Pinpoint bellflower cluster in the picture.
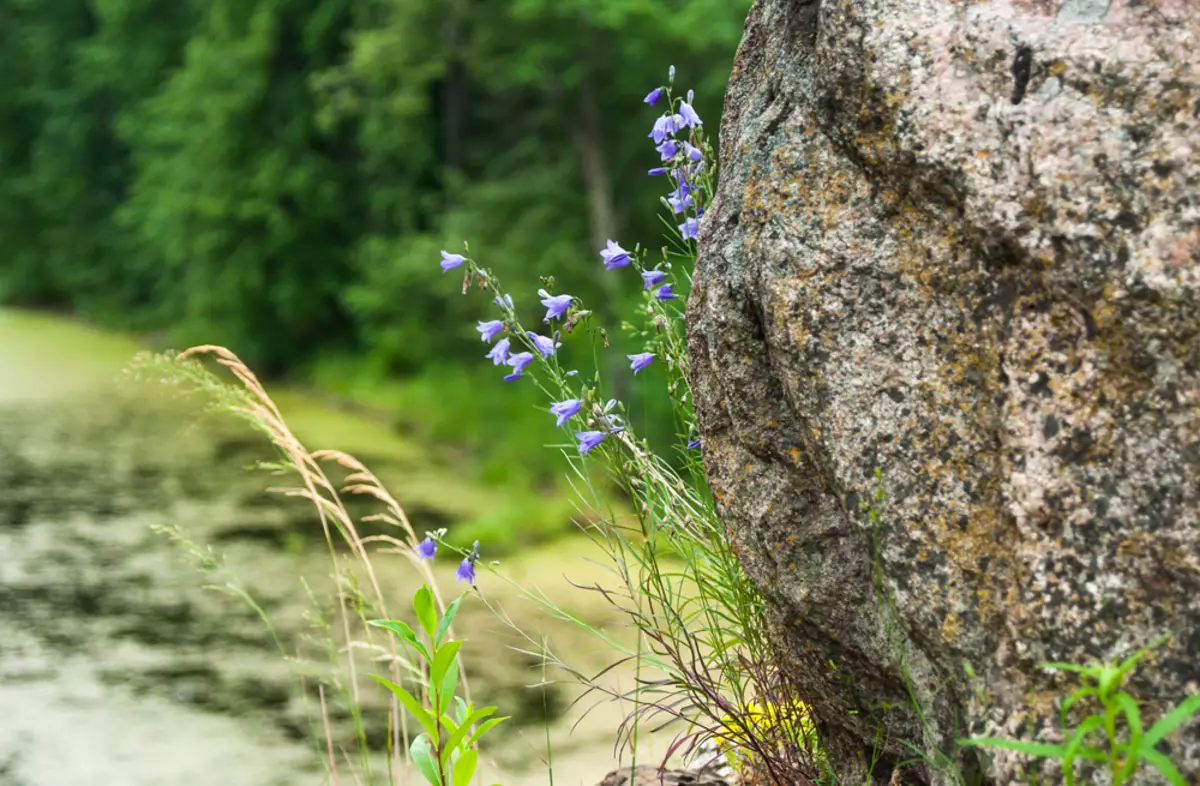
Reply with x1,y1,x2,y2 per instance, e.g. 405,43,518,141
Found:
437,68,713,464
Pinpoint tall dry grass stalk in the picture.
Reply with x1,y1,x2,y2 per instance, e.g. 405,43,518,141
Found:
137,344,473,785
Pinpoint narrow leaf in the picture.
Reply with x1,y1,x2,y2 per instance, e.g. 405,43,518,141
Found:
466,716,510,748
370,675,439,740
959,737,1068,758
439,657,459,716
1061,715,1105,784
452,749,478,786
431,641,462,688
413,585,437,639
368,619,431,661
435,595,465,646
1140,748,1187,786
1142,695,1200,748
410,733,442,786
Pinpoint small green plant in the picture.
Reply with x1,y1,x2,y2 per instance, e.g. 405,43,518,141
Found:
960,634,1200,786
368,584,509,786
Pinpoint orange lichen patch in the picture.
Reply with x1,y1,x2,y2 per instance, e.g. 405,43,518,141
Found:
789,447,803,463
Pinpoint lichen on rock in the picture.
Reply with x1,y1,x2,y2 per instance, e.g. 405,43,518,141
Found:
687,0,1199,783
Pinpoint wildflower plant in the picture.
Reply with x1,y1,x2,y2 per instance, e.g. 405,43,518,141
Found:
959,634,1200,786
429,67,820,784
369,584,509,786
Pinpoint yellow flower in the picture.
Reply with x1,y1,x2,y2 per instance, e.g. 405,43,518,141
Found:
712,699,821,774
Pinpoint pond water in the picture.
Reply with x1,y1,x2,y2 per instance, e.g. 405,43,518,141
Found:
0,310,672,786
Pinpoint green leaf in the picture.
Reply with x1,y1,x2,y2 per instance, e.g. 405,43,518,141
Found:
1140,748,1187,786
441,705,498,763
438,656,459,716
368,619,431,661
958,737,1068,759
1142,695,1200,749
430,640,462,688
1060,687,1098,728
452,748,477,786
454,696,469,725
370,675,439,740
1041,661,1101,677
410,733,442,786
466,715,510,748
435,595,464,647
1061,715,1105,785
413,585,437,639
1112,692,1143,779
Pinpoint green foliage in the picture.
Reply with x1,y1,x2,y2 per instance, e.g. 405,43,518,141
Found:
369,586,509,786
0,0,752,484
960,635,1200,786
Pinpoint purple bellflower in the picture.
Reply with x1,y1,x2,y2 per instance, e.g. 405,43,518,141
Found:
456,540,481,584
628,352,655,374
575,430,608,455
644,87,665,106
495,293,514,310
688,438,702,450
504,351,534,381
684,141,703,162
649,167,668,177
656,284,678,301
600,240,631,270
679,217,701,241
550,399,582,427
486,337,511,366
528,332,561,358
477,320,504,342
650,114,684,144
414,537,437,561
538,289,572,322
678,102,702,129
657,140,680,161
440,250,465,273
642,269,666,290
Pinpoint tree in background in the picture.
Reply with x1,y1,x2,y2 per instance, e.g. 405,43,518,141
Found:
0,0,752,484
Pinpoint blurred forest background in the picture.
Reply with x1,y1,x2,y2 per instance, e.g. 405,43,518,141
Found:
0,0,751,542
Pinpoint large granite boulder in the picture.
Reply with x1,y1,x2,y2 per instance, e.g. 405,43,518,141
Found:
687,0,1199,783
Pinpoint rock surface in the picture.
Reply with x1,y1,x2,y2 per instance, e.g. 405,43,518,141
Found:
595,764,731,786
687,0,1199,783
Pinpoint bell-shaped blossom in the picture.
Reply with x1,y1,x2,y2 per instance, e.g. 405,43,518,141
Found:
477,320,504,342
486,338,511,366
642,269,666,290
550,399,582,427
628,352,655,375
456,558,476,584
575,430,608,455
656,284,678,301
600,240,631,270
504,351,534,381
678,102,702,128
679,217,701,241
538,289,572,323
414,537,437,561
657,140,679,161
644,87,664,106
527,332,561,358
440,250,465,273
